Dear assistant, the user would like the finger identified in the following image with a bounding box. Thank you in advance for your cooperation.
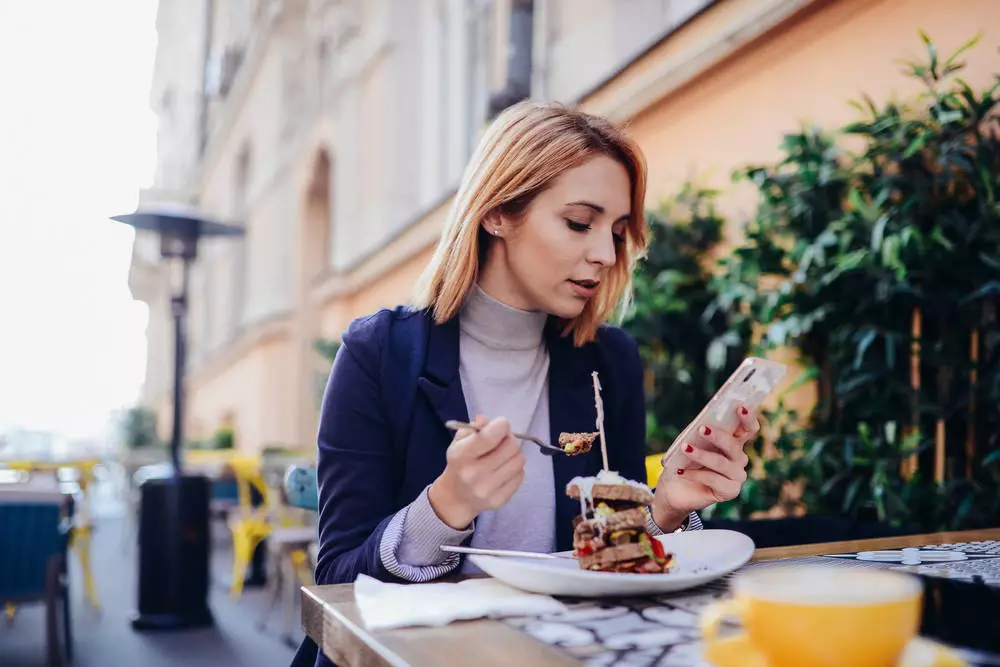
[484,450,526,496]
[734,404,761,439]
[677,468,743,503]
[692,424,742,457]
[483,434,522,471]
[452,413,489,442]
[490,467,526,507]
[465,417,511,457]
[682,442,748,477]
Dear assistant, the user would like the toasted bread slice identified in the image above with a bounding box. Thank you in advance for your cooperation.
[566,482,653,506]
[607,556,669,574]
[573,507,647,550]
[574,507,647,536]
[577,543,648,570]
[558,431,598,455]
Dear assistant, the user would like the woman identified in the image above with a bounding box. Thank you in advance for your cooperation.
[294,100,757,666]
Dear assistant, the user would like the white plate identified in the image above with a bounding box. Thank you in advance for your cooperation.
[468,529,754,598]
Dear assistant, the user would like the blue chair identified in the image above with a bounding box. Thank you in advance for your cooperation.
[0,502,72,666]
[283,466,317,511]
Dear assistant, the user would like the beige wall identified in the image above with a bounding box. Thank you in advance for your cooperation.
[626,0,999,226]
[145,0,998,454]
[183,323,296,451]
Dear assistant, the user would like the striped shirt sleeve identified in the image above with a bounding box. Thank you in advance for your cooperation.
[645,508,703,536]
[379,485,475,582]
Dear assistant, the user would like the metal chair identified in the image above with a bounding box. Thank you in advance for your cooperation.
[251,465,317,646]
[0,502,73,666]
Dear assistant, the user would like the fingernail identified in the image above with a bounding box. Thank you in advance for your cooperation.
[702,426,712,436]
[685,444,694,453]
[676,468,685,476]
[740,406,749,416]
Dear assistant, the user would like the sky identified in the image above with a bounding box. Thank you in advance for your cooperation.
[0,0,158,439]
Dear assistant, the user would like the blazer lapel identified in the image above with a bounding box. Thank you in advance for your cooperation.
[546,324,604,551]
[416,316,470,431]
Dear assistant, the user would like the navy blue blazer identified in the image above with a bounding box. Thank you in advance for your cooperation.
[312,305,650,588]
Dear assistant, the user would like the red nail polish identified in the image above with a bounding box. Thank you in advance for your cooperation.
[740,406,749,416]
[702,426,712,436]
[685,444,694,453]
[676,468,684,476]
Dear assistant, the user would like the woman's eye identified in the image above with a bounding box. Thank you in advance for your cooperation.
[566,219,590,232]
[613,233,626,244]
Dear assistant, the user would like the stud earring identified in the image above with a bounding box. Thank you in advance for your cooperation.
[492,229,500,237]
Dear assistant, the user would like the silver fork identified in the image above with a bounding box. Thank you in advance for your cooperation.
[444,420,567,455]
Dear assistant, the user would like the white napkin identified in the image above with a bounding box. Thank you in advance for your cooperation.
[353,574,568,630]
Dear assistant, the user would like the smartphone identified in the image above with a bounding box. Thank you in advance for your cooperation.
[661,356,788,468]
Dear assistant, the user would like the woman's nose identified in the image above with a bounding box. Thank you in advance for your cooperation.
[587,231,617,267]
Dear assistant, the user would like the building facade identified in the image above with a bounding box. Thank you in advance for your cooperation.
[130,0,998,453]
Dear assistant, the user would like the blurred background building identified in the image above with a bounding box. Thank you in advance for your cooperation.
[129,0,996,454]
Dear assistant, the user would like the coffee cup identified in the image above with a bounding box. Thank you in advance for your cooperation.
[701,565,923,667]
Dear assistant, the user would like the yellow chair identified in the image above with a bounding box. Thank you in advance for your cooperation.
[254,468,317,645]
[646,453,665,488]
[227,457,272,598]
[69,459,100,610]
[70,520,99,610]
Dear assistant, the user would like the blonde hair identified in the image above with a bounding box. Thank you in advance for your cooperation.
[412,100,649,346]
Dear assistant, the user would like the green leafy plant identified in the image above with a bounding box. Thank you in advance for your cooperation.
[623,184,749,455]
[313,338,341,362]
[708,32,1000,530]
[119,405,161,450]
[313,337,342,406]
[211,426,235,450]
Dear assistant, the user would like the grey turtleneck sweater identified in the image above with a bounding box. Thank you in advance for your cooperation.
[380,284,698,582]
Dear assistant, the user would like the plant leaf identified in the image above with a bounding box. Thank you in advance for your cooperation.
[944,32,982,69]
[871,214,889,251]
[920,30,938,79]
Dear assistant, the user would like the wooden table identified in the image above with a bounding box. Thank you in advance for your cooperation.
[301,528,1000,667]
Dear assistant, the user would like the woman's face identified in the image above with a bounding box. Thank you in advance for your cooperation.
[480,154,632,318]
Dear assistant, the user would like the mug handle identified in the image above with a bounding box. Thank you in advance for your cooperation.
[700,598,748,645]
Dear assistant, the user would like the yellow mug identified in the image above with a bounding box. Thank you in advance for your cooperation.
[701,565,923,667]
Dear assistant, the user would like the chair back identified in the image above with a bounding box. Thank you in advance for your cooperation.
[283,466,318,511]
[211,478,240,503]
[0,503,67,601]
[230,456,269,516]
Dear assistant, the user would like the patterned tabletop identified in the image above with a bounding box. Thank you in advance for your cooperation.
[501,542,1000,667]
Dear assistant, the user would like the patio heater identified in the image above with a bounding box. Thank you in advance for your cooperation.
[112,205,243,630]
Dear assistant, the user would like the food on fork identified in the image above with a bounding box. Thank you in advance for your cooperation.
[558,431,599,455]
[566,470,674,574]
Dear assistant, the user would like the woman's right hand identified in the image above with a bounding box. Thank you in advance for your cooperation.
[428,414,526,530]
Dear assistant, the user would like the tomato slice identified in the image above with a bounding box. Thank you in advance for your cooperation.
[650,538,667,560]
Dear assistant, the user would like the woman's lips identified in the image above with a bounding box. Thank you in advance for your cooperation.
[569,279,600,298]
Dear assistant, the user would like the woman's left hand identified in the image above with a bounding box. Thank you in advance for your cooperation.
[650,403,760,531]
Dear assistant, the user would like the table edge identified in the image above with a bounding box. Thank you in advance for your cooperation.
[751,528,1000,561]
[306,587,411,667]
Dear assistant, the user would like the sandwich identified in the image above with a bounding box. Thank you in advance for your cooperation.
[558,431,599,455]
[566,470,674,574]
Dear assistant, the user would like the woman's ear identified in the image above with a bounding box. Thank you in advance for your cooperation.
[482,210,503,238]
